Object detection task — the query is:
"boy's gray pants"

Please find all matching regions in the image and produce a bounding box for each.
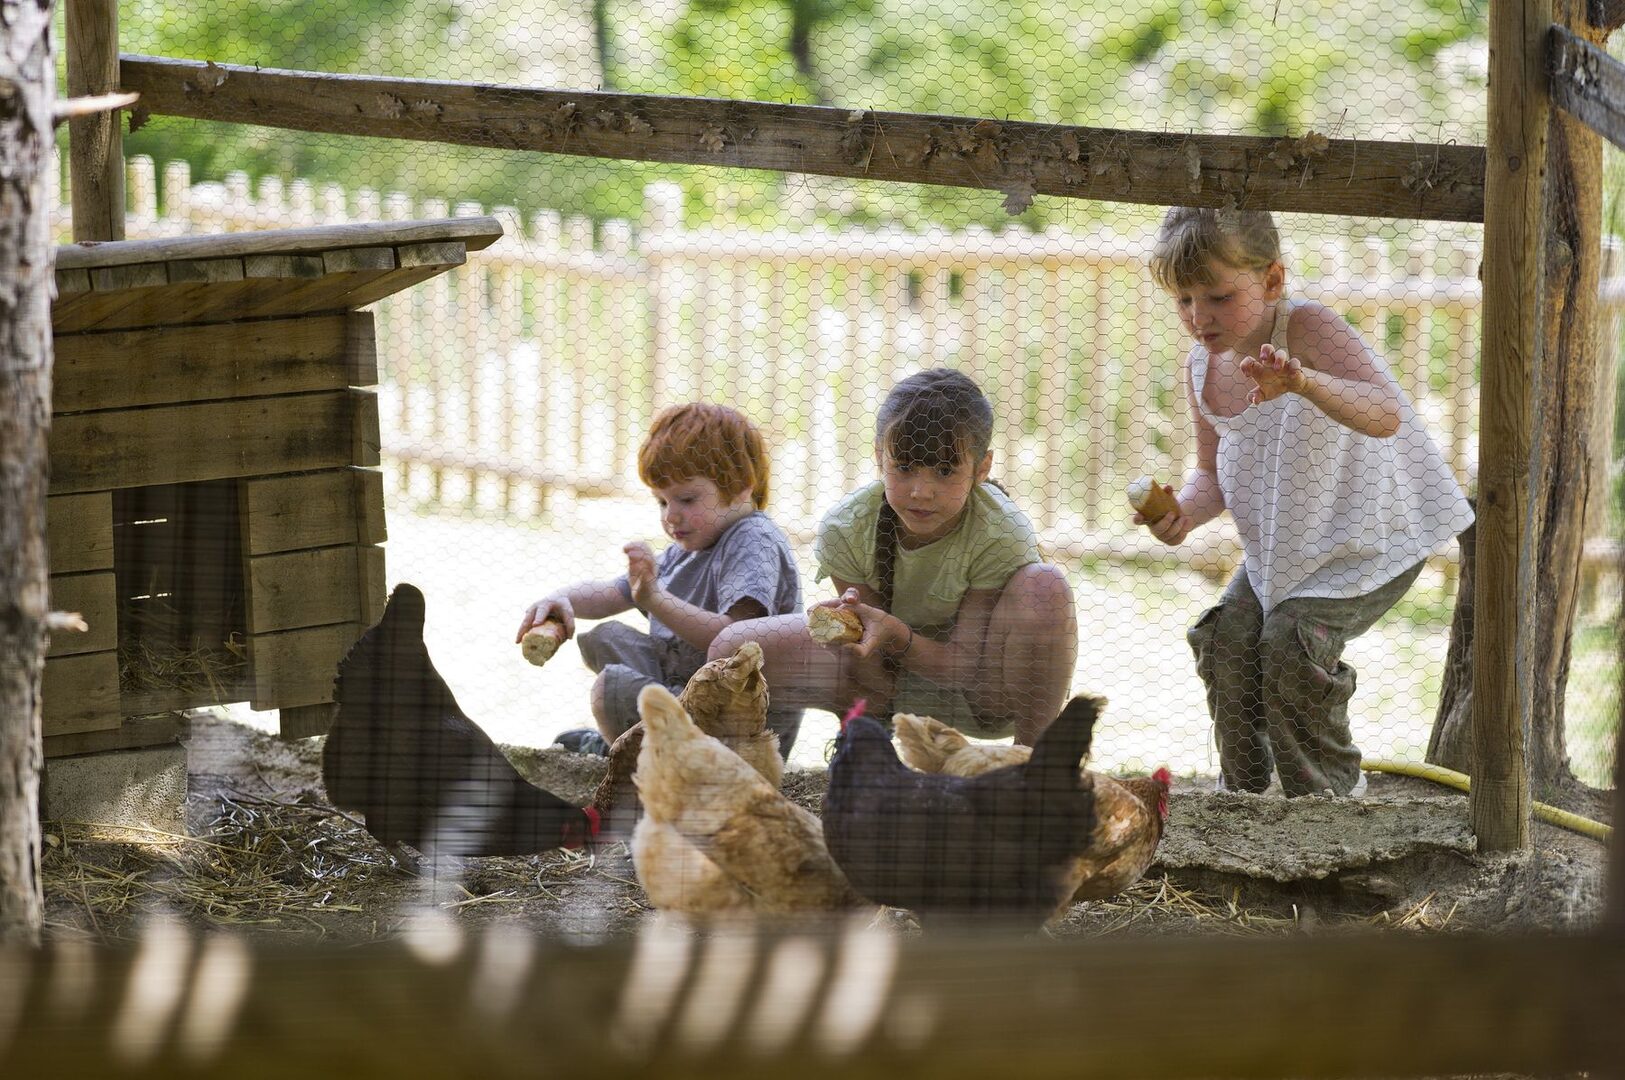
[577,621,803,757]
[1186,561,1423,797]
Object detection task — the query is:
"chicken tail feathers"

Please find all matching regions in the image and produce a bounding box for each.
[1027,694,1104,778]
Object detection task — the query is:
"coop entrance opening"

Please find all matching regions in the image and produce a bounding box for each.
[114,479,248,714]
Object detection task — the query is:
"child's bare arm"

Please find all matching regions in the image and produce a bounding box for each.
[1243,303,1402,437]
[515,578,633,642]
[630,541,770,651]
[1147,356,1227,545]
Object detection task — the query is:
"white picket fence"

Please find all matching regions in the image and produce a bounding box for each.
[52,154,1624,544]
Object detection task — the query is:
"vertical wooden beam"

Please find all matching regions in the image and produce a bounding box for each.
[1473,0,1550,852]
[0,0,58,945]
[65,0,124,241]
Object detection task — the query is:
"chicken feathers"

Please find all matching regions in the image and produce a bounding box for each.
[891,710,1171,904]
[323,583,597,859]
[630,684,862,916]
[823,696,1102,927]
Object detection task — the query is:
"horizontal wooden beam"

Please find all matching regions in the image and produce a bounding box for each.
[1549,24,1625,150]
[48,390,376,494]
[0,927,1623,1077]
[53,312,375,413]
[1590,0,1625,33]
[120,54,1486,222]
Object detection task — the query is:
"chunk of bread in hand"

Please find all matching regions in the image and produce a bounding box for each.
[807,605,863,645]
[1127,475,1181,524]
[521,619,568,666]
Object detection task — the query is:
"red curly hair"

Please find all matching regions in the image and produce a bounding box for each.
[637,403,770,509]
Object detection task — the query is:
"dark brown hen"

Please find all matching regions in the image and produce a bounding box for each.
[322,583,599,859]
[822,695,1101,927]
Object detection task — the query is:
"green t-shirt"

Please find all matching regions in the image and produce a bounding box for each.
[813,480,1041,631]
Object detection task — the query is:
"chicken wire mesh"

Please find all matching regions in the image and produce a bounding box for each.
[21,0,1621,944]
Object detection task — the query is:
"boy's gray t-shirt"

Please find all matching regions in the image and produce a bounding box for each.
[614,511,802,683]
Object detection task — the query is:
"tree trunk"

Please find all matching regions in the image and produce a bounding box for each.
[1428,520,1475,773]
[1431,1,1606,804]
[0,0,59,945]
[1527,0,1606,797]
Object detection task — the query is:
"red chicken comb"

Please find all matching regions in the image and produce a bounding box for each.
[583,806,602,836]
[840,698,869,732]
[1152,767,1172,786]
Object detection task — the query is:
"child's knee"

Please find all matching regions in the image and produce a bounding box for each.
[589,672,611,726]
[1002,563,1073,616]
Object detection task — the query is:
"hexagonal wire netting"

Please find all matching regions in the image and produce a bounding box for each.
[44,1,1617,924]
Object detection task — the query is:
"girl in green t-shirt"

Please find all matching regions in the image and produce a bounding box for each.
[710,369,1078,745]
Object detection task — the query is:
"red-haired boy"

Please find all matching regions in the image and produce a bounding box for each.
[516,403,803,754]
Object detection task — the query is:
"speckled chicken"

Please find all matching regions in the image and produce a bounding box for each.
[892,710,1171,904]
[589,642,780,835]
[630,683,863,916]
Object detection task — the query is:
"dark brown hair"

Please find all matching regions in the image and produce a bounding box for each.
[872,369,994,610]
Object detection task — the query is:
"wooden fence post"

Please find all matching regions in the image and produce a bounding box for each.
[492,205,524,514]
[1473,0,1550,852]
[644,181,684,416]
[601,218,636,485]
[530,208,562,515]
[65,0,123,241]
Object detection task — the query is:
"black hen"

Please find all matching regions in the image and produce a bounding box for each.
[822,696,1101,926]
[322,583,599,859]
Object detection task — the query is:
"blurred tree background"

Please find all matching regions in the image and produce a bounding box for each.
[99,0,1490,231]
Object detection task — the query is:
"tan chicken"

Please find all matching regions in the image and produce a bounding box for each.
[589,642,781,833]
[630,684,864,916]
[892,711,1171,904]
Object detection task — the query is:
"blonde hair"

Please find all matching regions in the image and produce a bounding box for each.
[1150,207,1283,292]
[638,403,770,509]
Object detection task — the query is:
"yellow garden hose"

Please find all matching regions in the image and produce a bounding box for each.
[1361,758,1613,844]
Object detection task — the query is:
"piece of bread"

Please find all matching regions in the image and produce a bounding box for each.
[1127,475,1181,525]
[807,605,863,645]
[521,619,568,666]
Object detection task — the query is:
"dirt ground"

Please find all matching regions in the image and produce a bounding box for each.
[39,711,1613,945]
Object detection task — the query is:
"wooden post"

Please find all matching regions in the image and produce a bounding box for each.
[0,0,56,945]
[66,0,123,241]
[601,218,635,484]
[1473,0,1550,852]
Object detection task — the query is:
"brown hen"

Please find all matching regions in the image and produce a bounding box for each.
[892,711,1171,904]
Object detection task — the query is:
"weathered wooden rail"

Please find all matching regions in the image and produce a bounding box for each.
[0,920,1622,1078]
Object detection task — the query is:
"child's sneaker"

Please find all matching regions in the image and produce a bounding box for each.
[1321,772,1368,798]
[553,728,610,756]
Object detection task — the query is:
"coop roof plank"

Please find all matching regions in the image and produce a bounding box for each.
[119,53,1487,222]
[54,215,502,270]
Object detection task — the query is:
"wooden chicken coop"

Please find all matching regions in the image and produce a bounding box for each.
[41,217,502,756]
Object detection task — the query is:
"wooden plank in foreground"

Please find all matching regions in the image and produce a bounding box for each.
[0,928,1621,1078]
[119,54,1487,222]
